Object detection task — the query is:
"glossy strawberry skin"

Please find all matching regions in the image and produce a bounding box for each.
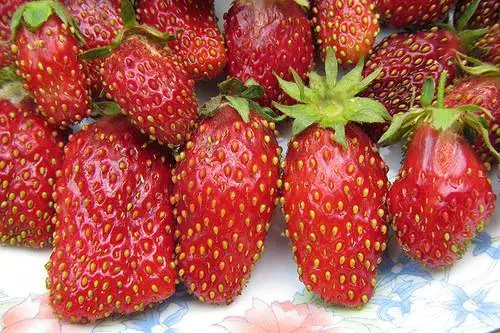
[224,0,315,107]
[46,116,176,323]
[0,0,29,68]
[375,0,453,28]
[0,99,64,248]
[283,124,389,307]
[62,0,124,97]
[388,124,496,269]
[361,28,461,141]
[456,0,499,29]
[14,15,91,127]
[101,37,198,146]
[312,0,380,67]
[445,76,500,168]
[477,24,500,66]
[172,106,281,304]
[137,0,227,80]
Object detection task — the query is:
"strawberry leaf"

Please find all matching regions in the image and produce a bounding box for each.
[21,1,52,30]
[226,96,250,122]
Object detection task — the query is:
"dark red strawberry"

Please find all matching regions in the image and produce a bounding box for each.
[136,0,227,80]
[46,116,176,323]
[0,97,64,248]
[172,79,281,304]
[375,0,454,28]
[456,0,499,29]
[99,36,198,146]
[11,1,91,127]
[224,0,315,107]
[0,0,29,68]
[361,28,463,141]
[62,0,124,97]
[311,0,380,67]
[380,74,498,268]
[445,70,500,169]
[476,23,500,66]
[276,52,391,307]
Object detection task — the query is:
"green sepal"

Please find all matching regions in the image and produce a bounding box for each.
[294,0,309,8]
[226,96,250,122]
[0,66,20,86]
[458,28,489,51]
[121,0,137,29]
[456,0,480,31]
[92,101,123,117]
[456,53,500,77]
[11,0,85,44]
[420,78,435,107]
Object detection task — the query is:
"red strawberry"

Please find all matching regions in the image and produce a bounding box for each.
[476,24,500,66]
[0,0,29,68]
[276,52,391,307]
[62,0,124,97]
[375,0,454,28]
[0,97,64,248]
[172,79,281,304]
[456,0,499,29]
[136,0,227,80]
[311,0,380,67]
[46,116,177,323]
[11,1,91,127]
[380,74,498,268]
[100,36,198,146]
[224,0,315,107]
[360,28,463,141]
[445,74,500,169]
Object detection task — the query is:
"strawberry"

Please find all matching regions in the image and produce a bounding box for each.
[11,1,91,127]
[276,52,391,307]
[0,0,29,68]
[0,97,64,248]
[46,116,177,323]
[98,36,198,146]
[445,65,500,169]
[476,23,500,66]
[375,0,454,28]
[456,0,499,29]
[224,0,315,107]
[172,79,282,304]
[311,0,380,67]
[62,0,125,97]
[380,74,498,268]
[136,0,227,80]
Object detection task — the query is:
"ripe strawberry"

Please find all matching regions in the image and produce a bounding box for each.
[380,74,498,268]
[136,0,227,80]
[476,24,500,66]
[311,0,380,67]
[100,36,198,146]
[224,0,315,107]
[172,79,282,304]
[0,0,29,68]
[456,0,499,29]
[360,28,463,141]
[46,116,176,323]
[62,0,124,97]
[445,72,500,169]
[276,52,391,307]
[375,0,454,28]
[11,1,91,127]
[0,97,64,248]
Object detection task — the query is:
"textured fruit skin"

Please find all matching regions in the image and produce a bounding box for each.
[14,15,91,127]
[375,0,453,28]
[136,0,227,80]
[456,0,499,29]
[172,106,281,304]
[445,76,500,169]
[283,124,389,307]
[63,0,124,97]
[224,0,315,107]
[361,28,461,141]
[46,116,176,323]
[0,99,64,248]
[477,24,500,66]
[101,37,198,146]
[388,124,496,269]
[0,0,29,68]
[311,0,380,67]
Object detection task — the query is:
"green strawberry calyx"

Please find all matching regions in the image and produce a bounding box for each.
[200,78,286,123]
[456,52,500,77]
[273,49,391,148]
[80,0,175,60]
[0,65,21,87]
[379,72,500,161]
[10,0,85,44]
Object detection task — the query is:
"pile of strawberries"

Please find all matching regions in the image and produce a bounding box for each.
[0,0,498,324]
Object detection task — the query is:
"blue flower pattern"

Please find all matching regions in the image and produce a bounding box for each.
[472,232,500,259]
